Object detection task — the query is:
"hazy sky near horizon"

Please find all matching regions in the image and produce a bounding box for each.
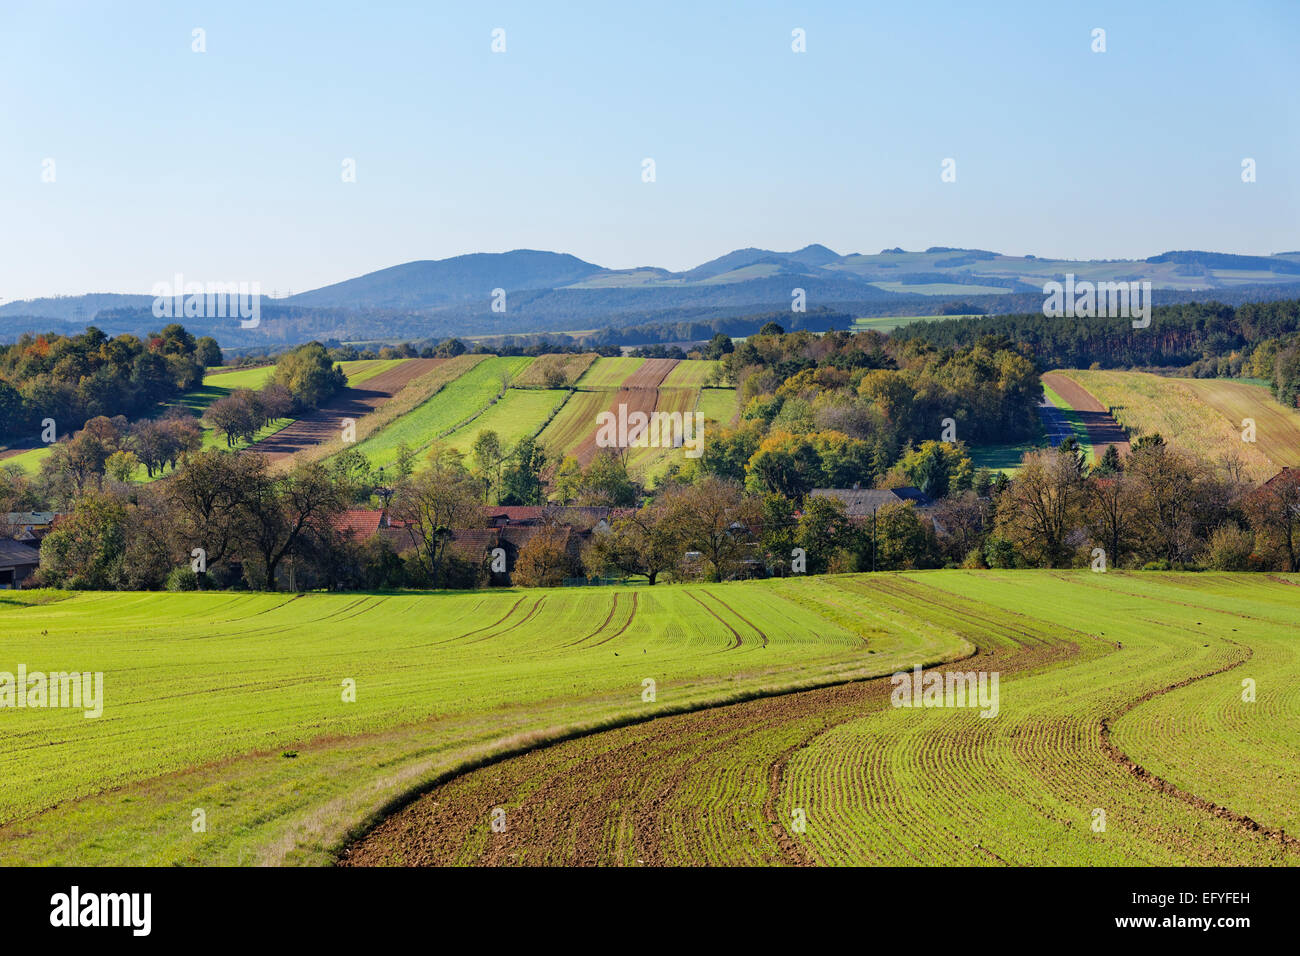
[2,0,1298,300]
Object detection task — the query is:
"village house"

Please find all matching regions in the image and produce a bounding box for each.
[0,539,40,589]
[809,486,933,520]
[330,504,634,584]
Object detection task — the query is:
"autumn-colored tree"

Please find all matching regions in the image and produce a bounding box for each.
[513,524,575,587]
[1245,467,1300,571]
[659,476,762,581]
[994,446,1086,567]
[389,448,481,588]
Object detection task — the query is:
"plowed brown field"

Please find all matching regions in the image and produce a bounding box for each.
[256,359,443,461]
[570,359,678,465]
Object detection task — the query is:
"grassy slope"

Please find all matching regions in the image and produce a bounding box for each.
[2,572,1295,866]
[697,387,741,427]
[1060,370,1286,481]
[780,572,1300,865]
[535,389,610,460]
[352,572,1300,866]
[442,387,569,455]
[349,357,526,468]
[512,353,597,389]
[0,575,970,864]
[575,357,645,388]
[660,360,719,389]
[1,361,392,478]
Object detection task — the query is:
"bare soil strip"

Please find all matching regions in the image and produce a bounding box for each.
[1042,371,1130,455]
[255,358,442,461]
[337,637,1046,867]
[571,359,678,465]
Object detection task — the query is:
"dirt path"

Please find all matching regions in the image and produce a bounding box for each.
[255,359,442,461]
[1042,372,1130,456]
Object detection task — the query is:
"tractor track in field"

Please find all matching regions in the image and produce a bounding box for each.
[464,598,546,645]
[562,593,621,647]
[339,628,1071,867]
[682,591,742,649]
[704,590,769,648]
[1099,638,1300,853]
[588,593,639,647]
[339,595,1293,867]
[436,597,525,645]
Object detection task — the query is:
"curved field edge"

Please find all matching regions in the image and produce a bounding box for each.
[341,572,1300,867]
[0,575,970,865]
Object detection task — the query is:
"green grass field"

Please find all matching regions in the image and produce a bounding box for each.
[1,572,1294,866]
[968,438,1046,475]
[696,387,741,427]
[441,387,569,455]
[850,313,981,332]
[349,356,528,468]
[574,357,644,388]
[660,360,720,388]
[340,572,1300,867]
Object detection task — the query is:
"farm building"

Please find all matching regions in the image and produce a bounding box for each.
[0,539,41,589]
[810,487,932,519]
[3,511,59,542]
[327,506,625,584]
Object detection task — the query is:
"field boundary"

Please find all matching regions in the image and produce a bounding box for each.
[1100,640,1300,852]
[333,646,971,866]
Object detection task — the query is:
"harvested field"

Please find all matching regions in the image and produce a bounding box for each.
[537,359,680,466]
[1183,378,1300,468]
[1057,369,1289,481]
[512,353,597,389]
[575,357,646,388]
[535,390,612,461]
[660,360,720,389]
[625,386,702,478]
[566,361,679,466]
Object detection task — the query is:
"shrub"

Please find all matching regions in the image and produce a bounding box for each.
[165,566,200,591]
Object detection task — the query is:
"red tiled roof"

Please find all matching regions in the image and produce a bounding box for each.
[1262,466,1298,489]
[483,505,636,528]
[333,509,384,539]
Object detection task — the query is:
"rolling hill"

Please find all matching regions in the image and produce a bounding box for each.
[7,246,1300,349]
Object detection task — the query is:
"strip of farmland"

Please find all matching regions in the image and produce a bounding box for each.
[339,572,1300,867]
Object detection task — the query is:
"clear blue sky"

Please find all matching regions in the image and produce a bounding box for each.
[2,0,1297,300]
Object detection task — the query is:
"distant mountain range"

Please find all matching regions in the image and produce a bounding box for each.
[5,246,1300,348]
